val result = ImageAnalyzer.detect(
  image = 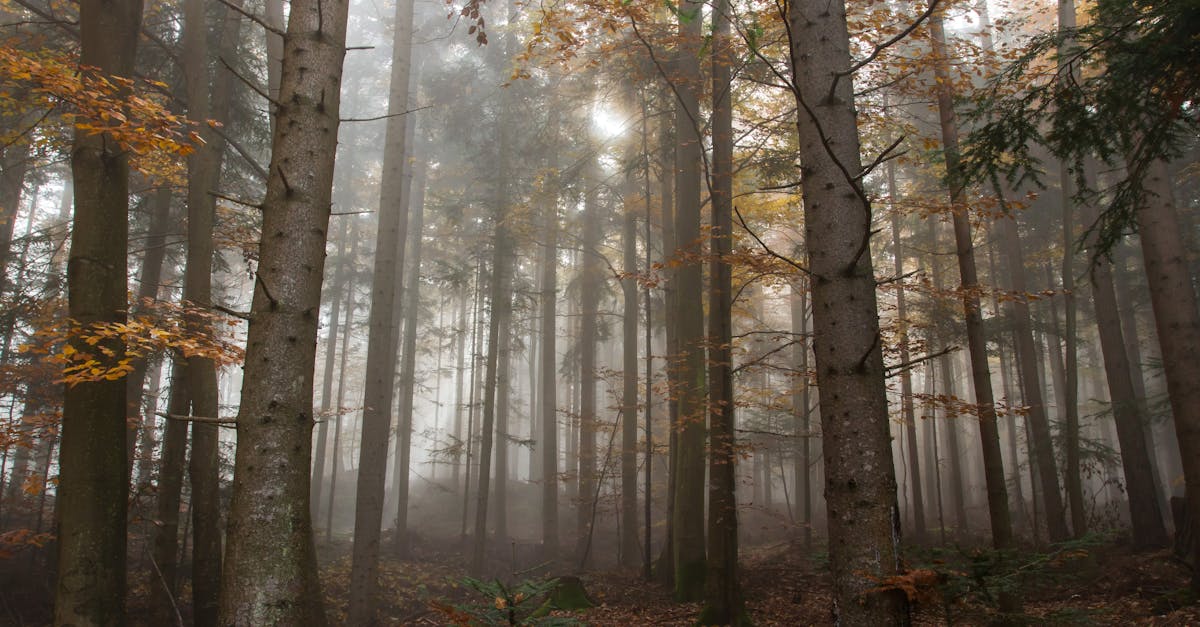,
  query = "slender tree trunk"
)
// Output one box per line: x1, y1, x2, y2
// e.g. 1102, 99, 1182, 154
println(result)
151, 362, 189, 624
928, 8, 1015, 554
790, 283, 812, 549
126, 186, 172, 480
393, 156, 428, 556
217, 0, 348, 619
182, 0, 241, 619
327, 221, 360, 543
787, 0, 906, 621
539, 152, 560, 559
347, 0, 414, 617
889, 162, 925, 542
54, 1, 141, 622
575, 155, 602, 569
312, 217, 349, 524
654, 98, 678, 585
995, 215, 1070, 542
471, 204, 514, 575
621, 157, 640, 568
